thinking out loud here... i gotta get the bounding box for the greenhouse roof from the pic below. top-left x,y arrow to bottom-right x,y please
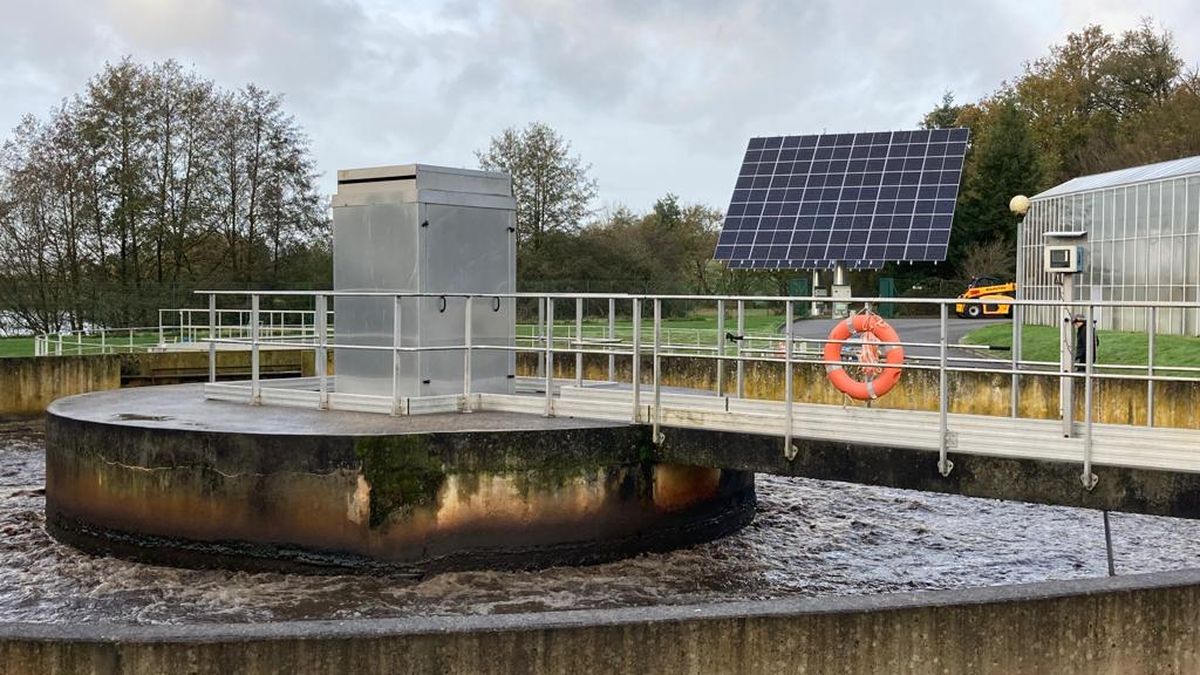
1033,155 -> 1200,200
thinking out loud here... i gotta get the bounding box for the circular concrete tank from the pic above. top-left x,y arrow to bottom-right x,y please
44,385 -> 754,574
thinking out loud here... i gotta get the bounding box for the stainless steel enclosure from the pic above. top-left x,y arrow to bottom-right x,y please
332,164 -> 516,397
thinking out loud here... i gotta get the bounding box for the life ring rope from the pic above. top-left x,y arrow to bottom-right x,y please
823,312 -> 904,401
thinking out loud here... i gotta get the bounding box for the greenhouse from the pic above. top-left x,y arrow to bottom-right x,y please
1019,155 -> 1200,336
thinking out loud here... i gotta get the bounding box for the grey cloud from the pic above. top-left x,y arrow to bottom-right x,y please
2,0 -> 1198,212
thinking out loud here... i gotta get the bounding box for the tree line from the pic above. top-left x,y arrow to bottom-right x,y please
2,21 -> 1195,334
0,59 -> 329,333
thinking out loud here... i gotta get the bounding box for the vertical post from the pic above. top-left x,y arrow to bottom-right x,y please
607,297 -> 616,382
716,299 -> 726,397
76,329 -> 82,355
784,300 -> 795,460
631,298 -> 642,423
544,298 -> 555,416
938,302 -> 952,476
463,296 -> 473,412
208,294 -> 216,383
56,333 -> 62,356
1061,275 -> 1076,437
1082,303 -> 1097,489
392,295 -> 402,415
250,295 -> 261,405
1010,303 -> 1021,417
652,299 -> 662,444
1148,306 -> 1156,427
536,298 -> 546,379
100,328 -> 107,355
128,328 -> 133,352
811,270 -> 820,317
575,296 -> 584,387
736,300 -> 746,398
316,294 -> 328,410
158,310 -> 165,348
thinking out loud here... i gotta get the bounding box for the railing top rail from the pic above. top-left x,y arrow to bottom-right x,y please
193,289 -> 1200,310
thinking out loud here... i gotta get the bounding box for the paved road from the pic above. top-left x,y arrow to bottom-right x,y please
789,316 -> 1010,365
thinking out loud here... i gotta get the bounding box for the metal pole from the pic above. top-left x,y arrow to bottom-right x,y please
316,294 -> 328,410
250,295 -> 261,405
1082,303 -> 1096,489
463,296 -> 473,412
811,270 -> 819,317
208,294 -> 216,383
536,298 -> 546,379
392,295 -> 402,415
100,328 -> 106,355
938,302 -> 952,476
544,298 -> 555,417
716,299 -> 726,397
1061,275 -> 1075,438
158,310 -> 165,348
575,297 -> 583,387
1148,307 -> 1156,427
1010,304 -> 1021,417
653,298 -> 662,444
784,300 -> 795,460
631,298 -> 642,423
736,300 -> 745,398
607,297 -> 616,382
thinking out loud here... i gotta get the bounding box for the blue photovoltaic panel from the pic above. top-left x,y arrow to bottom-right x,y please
713,128 -> 969,270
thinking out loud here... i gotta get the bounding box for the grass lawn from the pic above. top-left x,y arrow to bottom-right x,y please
962,323 -> 1200,370
518,308 -> 786,344
0,331 -> 165,358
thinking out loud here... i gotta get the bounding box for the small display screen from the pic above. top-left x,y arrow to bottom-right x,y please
1049,249 -> 1070,268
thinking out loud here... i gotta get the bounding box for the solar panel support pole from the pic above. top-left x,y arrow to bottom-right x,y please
811,271 -> 820,317
937,302 -> 953,477
716,300 -> 726,397
736,301 -> 745,398
784,300 -> 797,461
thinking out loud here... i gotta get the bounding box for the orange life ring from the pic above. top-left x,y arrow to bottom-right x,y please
823,313 -> 904,400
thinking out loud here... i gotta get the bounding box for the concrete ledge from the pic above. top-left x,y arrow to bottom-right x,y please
3,568 -> 1200,673
659,426 -> 1200,519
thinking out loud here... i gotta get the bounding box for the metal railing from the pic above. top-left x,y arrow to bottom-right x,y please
194,289 -> 1200,488
31,308 -> 331,357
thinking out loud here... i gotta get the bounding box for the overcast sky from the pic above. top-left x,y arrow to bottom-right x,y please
3,0 -> 1198,214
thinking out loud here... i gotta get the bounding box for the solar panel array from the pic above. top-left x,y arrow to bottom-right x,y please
713,128 -> 969,270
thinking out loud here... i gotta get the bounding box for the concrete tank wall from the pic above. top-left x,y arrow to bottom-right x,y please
0,356 -> 121,418
3,570 -> 1200,674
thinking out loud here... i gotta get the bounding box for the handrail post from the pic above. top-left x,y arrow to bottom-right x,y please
631,298 -> 642,423
716,299 -> 726,397
544,298 -> 555,417
736,300 -> 745,398
207,294 -> 216,384
316,294 -> 329,410
937,302 -> 953,476
463,296 -> 473,412
1010,303 -> 1021,417
392,295 -> 403,415
536,298 -> 546,379
575,296 -> 584,387
607,297 -> 616,382
1082,303 -> 1097,489
250,295 -> 261,405
784,300 -> 796,460
1148,307 -> 1156,427
652,298 -> 663,444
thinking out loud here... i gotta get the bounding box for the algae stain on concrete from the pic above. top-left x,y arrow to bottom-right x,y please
354,436 -> 447,528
